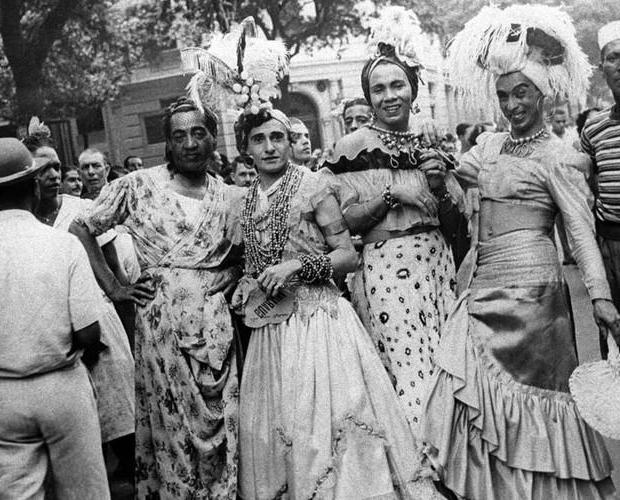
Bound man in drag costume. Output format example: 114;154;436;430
421;5;620;500
182;16;446;500
71;95;244;498
325;6;464;432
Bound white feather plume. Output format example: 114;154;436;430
181;17;289;115
365;6;426;68
448;4;592;112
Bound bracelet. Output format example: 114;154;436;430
297;254;334;283
382;184;399;209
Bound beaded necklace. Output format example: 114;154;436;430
500;127;550;157
367;123;421;168
242;163;304;276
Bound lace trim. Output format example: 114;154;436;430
276;426;293;450
308;414;386;499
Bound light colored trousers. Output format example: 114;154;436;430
0;362;110;500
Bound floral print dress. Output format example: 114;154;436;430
80;166;244;499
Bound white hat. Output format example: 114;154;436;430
569;335;620;440
598;21;620;52
448;4;591;111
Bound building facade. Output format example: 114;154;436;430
103;40;478;167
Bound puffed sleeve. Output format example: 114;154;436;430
545;163;612;301
456;131;496;189
78;176;135;236
223;184;246;248
310;169;340;210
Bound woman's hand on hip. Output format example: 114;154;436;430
258;260;302;298
108;275;155;307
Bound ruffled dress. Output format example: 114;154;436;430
237;167;442;500
325;127;463;431
422;133;616;499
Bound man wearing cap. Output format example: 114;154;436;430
0;138;110;498
581;20;620;358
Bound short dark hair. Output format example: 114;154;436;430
455;123;471;137
231;155;254;174
234;108;292;152
163;97;218;168
342;98;371;118
61;165;79;181
163;97;218;141
123;155;141;169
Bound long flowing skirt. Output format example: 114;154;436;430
422;230;615;499
351;229;457;430
135;268;238;499
239;287;442;500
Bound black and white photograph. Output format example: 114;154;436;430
0;0;619;498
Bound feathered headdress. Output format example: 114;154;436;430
181;17;289;116
27;116;51;139
448;4;591;110
365;6;426;69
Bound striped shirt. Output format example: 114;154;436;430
581;106;620;224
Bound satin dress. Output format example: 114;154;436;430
422;132;615;499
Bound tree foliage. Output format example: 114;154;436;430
0;0;618;126
0;0;138;124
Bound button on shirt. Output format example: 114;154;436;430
0;210;103;378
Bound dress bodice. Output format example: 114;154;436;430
458;132;610;301
325;127;464;234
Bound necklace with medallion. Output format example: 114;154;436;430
367;123;421;168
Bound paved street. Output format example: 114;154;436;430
564;265;620;487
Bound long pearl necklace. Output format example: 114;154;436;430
242;163;304;277
367;123;421;168
501;127;549;157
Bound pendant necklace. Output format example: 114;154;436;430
367;123;420;168
501;127;549;157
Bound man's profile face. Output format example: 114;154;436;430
79;152;108;193
167;110;215;175
290;122;312;164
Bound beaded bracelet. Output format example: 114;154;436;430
431;185;451;203
298;254;334;283
382;184;399;209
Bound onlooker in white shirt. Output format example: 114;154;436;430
0;138;110;499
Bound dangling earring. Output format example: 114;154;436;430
410;102;421;115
